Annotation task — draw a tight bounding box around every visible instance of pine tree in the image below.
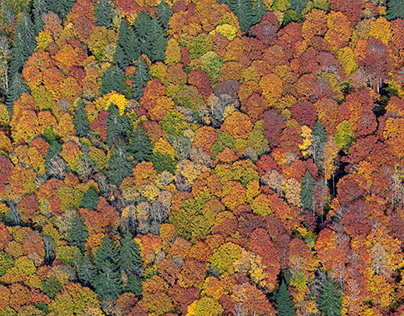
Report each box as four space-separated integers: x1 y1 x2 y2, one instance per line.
275 280 297 316
313 120 327 171
105 104 130 147
6 73 29 117
9 11 36 75
114 20 140 69
80 188 100 210
386 0 404 20
78 255 97 287
120 231 142 275
301 171 315 212
124 274 142 296
101 66 124 95
287 0 309 17
149 16 168 62
251 0 267 26
67 214 89 253
107 138 134 186
46 0 76 20
157 0 172 30
32 0 49 34
135 11 153 57
96 235 120 269
45 140 62 164
94 0 113 28
317 279 343 316
73 100 90 138
128 125 153 162
131 59 150 102
227 0 253 33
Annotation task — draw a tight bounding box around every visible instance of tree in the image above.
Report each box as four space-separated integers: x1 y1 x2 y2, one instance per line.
41 278 63 299
78 255 97 288
275 280 296 316
386 0 404 20
6 73 29 118
101 66 124 95
0 36 11 97
312 120 327 171
107 138 134 186
157 1 172 30
317 279 343 316
301 171 315 212
80 188 100 210
114 20 140 70
32 0 49 33
120 231 142 275
105 104 130 147
73 100 90 138
94 0 113 27
67 214 89 253
149 16 168 63
128 125 153 162
46 0 76 20
132 58 151 102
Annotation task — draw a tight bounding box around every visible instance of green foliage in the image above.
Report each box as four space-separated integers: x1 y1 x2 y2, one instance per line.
6 72 29 118
199 51 224 83
160 110 189 137
105 103 130 147
67 214 89 253
80 188 100 210
94 0 113 28
43 127 57 143
386 0 404 20
313 120 327 171
287 0 309 16
78 255 97 288
150 17 169 63
275 280 297 316
35 303 50 315
124 274 142 296
46 0 76 20
32 0 48 33
317 279 343 316
219 0 266 32
211 131 236 160
151 152 176 174
283 9 301 26
73 100 90 138
45 140 62 164
128 125 153 162
174 85 204 112
96 235 120 270
131 59 151 102
157 0 172 30
107 138 134 186
101 66 124 95
41 277 63 299
187 34 213 60
135 11 153 57
301 171 315 212
120 231 142 275
114 21 140 70
334 120 355 152
0 252 14 277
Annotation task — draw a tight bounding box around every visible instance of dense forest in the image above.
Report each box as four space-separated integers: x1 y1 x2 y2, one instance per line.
1 0 404 315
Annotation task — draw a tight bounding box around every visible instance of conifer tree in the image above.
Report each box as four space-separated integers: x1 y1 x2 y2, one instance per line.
301 171 315 212
131 59 150 102
101 66 124 95
386 0 404 20
251 0 267 25
149 16 168 62
105 104 130 147
157 0 172 30
96 235 120 268
45 140 62 163
120 231 142 275
32 0 49 33
287 0 309 17
94 0 113 28
107 138 134 186
313 120 327 171
78 255 97 288
317 279 343 316
114 20 140 69
135 11 153 57
67 214 89 253
124 274 142 296
9 11 36 76
46 0 76 20
128 125 153 162
6 73 29 118
73 100 90 138
275 280 297 316
80 188 100 210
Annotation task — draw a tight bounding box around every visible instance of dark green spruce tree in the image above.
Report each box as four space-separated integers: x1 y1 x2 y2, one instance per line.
78 255 97 288
228 0 253 33
313 120 327 171
157 0 172 30
94 0 113 28
275 280 297 316
114 20 140 70
128 125 153 162
32 0 49 34
67 214 89 253
80 188 100 210
73 100 90 138
386 0 404 20
131 58 151 102
286 0 309 18
46 0 76 20
105 104 130 147
6 73 29 118
135 11 153 57
107 138 134 186
149 16 168 62
101 66 124 95
251 0 267 26
317 279 343 316
301 171 315 213
45 140 62 164
120 232 143 296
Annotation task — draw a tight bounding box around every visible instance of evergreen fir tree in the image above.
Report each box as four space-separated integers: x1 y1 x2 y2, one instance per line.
151 152 176 174
107 138 134 186
128 125 153 162
73 100 90 138
301 171 315 212
6 73 29 118
78 255 97 288
287 0 309 17
120 231 142 275
313 120 327 171
96 235 121 269
317 279 343 316
275 280 297 316
94 0 113 28
80 189 100 210
149 16 167 62
9 11 36 75
93 264 122 303
131 59 150 102
135 11 153 57
251 0 267 26
45 140 62 164
101 66 124 95
157 0 172 30
386 0 404 20
46 0 76 20
124 274 142 296
114 20 140 69
105 104 130 147
32 0 49 34
67 214 89 253
227 0 253 33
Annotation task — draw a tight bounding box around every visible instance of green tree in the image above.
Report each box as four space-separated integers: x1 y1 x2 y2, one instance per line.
32 0 49 33
386 0 404 20
96 235 120 269
105 104 130 147
301 171 315 212
317 279 343 316
151 152 176 174
228 0 253 33
157 0 172 30
73 100 90 138
287 0 308 17
80 188 100 210
94 0 113 28
275 280 296 316
0 252 14 277
124 274 142 296
135 11 153 58
251 0 267 25
128 125 153 162
45 140 62 164
107 138 134 186
101 66 124 95
131 58 150 102
41 278 63 299
149 16 168 62
211 131 236 160
334 120 355 152
67 214 89 253
114 20 140 69
46 0 76 20
120 231 142 275
6 73 29 118
312 120 327 171
78 255 97 288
